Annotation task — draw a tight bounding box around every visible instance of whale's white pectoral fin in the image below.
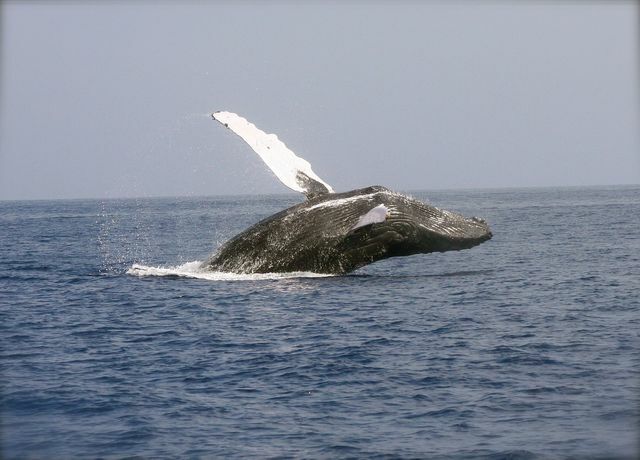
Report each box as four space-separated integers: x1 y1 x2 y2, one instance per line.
350 204 390 231
212 111 334 199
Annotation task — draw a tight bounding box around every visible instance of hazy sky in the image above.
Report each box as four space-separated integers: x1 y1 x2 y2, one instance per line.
1 1 638 200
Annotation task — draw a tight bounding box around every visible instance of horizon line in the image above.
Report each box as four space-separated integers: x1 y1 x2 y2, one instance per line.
1 182 638 203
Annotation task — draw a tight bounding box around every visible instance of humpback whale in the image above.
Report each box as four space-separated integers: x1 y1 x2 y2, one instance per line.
203 112 492 274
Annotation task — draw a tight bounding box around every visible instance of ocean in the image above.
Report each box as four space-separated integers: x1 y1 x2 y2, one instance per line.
1 186 638 459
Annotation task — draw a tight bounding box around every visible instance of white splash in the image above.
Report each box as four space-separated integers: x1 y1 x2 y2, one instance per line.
126 261 333 281
212 111 334 196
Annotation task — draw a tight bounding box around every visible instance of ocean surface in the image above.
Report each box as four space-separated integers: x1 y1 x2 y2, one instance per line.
1 186 638 459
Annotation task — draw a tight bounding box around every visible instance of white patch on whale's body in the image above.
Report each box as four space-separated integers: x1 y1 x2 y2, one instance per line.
305 193 379 211
304 188 405 211
351 204 390 231
212 111 334 196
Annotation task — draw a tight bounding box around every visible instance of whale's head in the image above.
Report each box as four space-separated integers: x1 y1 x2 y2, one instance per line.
339 187 492 270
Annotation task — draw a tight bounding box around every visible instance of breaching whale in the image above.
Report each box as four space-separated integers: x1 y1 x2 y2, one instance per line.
203 111 492 274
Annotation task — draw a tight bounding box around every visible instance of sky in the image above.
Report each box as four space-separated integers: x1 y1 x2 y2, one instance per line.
0 1 638 200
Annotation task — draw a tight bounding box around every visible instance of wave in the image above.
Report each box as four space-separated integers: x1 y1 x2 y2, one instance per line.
126 261 334 281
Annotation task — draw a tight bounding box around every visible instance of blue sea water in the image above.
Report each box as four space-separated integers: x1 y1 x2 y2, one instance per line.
1 186 638 459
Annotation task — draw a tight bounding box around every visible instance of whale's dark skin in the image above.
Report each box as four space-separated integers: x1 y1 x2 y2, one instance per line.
203 185 492 274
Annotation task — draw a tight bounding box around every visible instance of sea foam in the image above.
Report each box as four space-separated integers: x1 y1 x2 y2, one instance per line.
126 261 333 281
